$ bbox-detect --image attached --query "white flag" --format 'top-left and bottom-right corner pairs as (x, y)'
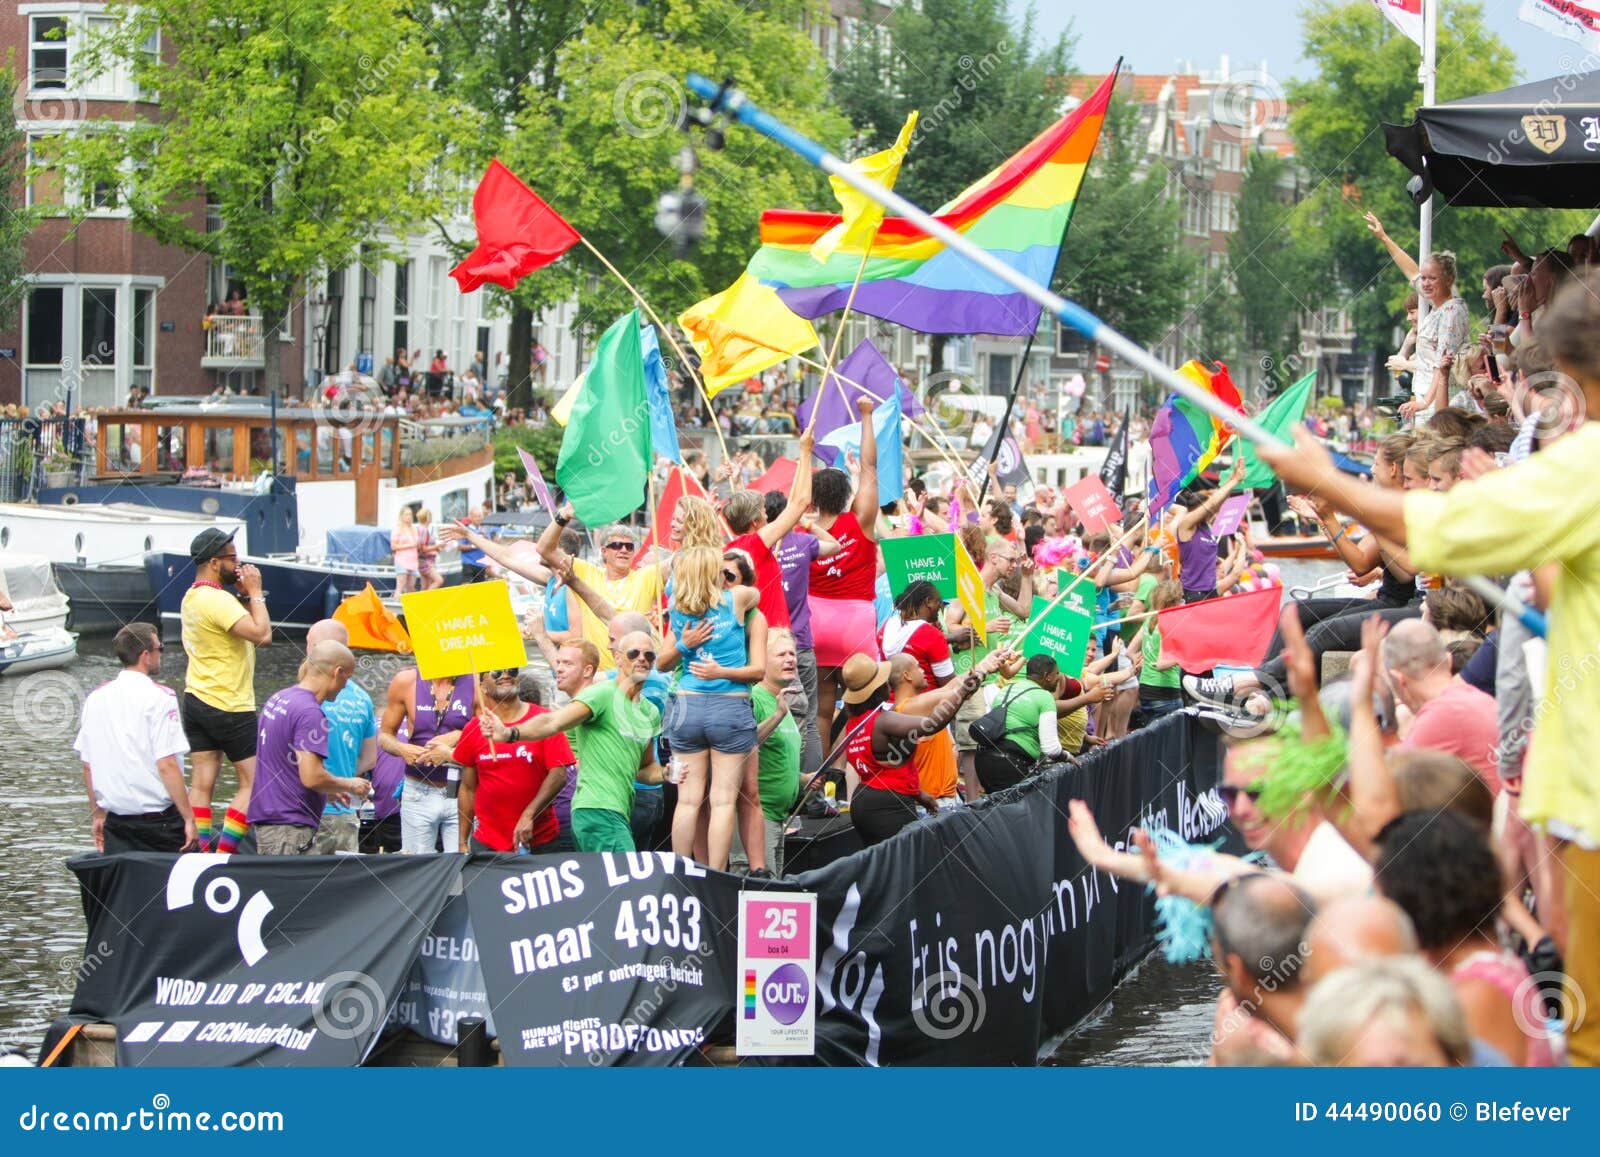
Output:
(1519, 0), (1600, 55)
(1372, 0), (1425, 47)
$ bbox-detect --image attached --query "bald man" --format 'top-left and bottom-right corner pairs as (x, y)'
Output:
(248, 639), (372, 855)
(1302, 896), (1419, 986)
(305, 620), (379, 854)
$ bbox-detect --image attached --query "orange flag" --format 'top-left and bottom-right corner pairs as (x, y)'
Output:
(335, 583), (412, 653)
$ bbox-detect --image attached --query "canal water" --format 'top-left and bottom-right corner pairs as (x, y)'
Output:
(0, 558), (1338, 1062)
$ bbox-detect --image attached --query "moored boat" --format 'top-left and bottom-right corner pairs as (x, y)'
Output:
(0, 627), (78, 676)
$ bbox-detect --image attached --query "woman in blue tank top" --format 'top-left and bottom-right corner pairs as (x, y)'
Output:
(661, 545), (765, 872)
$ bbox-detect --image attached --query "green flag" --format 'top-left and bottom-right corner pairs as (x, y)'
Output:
(1239, 371), (1315, 489)
(556, 309), (651, 525)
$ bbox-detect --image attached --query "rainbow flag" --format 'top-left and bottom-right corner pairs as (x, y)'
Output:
(1149, 360), (1243, 512)
(745, 71), (1116, 336)
(744, 970), (759, 1019)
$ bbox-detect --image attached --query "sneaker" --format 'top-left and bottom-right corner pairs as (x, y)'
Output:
(1182, 673), (1235, 705)
(746, 868), (775, 881)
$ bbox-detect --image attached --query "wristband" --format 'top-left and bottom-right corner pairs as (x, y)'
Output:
(508, 726), (520, 742)
(1326, 524), (1348, 545)
(554, 514), (571, 527)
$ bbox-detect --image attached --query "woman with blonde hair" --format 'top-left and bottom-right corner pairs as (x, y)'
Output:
(670, 493), (722, 550)
(415, 508), (444, 589)
(659, 544), (765, 871)
(392, 506), (420, 595)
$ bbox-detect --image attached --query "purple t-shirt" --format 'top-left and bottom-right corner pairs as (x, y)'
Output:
(248, 686), (332, 829)
(775, 530), (822, 650)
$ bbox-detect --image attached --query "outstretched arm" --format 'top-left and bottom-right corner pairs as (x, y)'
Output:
(761, 431), (817, 548)
(1365, 212), (1420, 282)
(851, 397), (880, 537)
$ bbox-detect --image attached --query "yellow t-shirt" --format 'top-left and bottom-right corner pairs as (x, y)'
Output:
(571, 559), (663, 671)
(180, 585), (256, 713)
(1405, 422), (1600, 842)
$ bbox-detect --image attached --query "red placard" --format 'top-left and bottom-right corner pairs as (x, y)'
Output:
(1063, 473), (1121, 535)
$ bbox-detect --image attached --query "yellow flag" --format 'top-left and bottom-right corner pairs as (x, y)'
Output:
(678, 273), (819, 396)
(954, 531), (987, 647)
(551, 371), (585, 426)
(810, 111), (919, 263)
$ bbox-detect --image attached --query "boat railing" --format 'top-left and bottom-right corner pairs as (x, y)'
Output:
(0, 416), (90, 502)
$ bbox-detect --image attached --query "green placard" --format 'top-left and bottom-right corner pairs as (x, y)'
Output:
(880, 534), (958, 600)
(1024, 595), (1094, 678)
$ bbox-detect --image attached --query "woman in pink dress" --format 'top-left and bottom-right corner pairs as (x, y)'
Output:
(392, 507), (420, 595)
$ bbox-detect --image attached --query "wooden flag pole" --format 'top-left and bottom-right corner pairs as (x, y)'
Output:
(791, 352), (967, 477)
(1013, 514), (1148, 647)
(804, 247), (873, 437)
(577, 236), (730, 462)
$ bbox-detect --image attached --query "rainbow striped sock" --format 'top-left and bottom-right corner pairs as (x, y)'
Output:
(192, 805), (213, 851)
(215, 808), (248, 854)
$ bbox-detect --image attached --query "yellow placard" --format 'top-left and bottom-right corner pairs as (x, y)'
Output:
(954, 533), (987, 647)
(399, 581), (528, 680)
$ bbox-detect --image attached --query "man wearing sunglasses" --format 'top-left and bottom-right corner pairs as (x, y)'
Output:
(481, 634), (664, 853)
(454, 667), (573, 854)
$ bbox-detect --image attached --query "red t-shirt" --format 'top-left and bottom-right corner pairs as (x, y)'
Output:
(728, 531), (791, 629)
(877, 617), (954, 690)
(1400, 680), (1502, 794)
(453, 704), (575, 851)
(809, 511), (875, 601)
(846, 705), (919, 796)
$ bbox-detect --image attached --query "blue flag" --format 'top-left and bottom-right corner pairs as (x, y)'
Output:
(818, 390), (903, 504)
(639, 323), (680, 464)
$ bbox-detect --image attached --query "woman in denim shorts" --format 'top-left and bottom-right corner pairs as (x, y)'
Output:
(660, 546), (766, 871)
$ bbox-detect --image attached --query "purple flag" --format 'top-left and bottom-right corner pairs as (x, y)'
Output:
(1209, 493), (1251, 538)
(798, 340), (924, 444)
(517, 446), (556, 514)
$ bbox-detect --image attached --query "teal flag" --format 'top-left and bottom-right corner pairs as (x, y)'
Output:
(1239, 371), (1315, 490)
(556, 309), (651, 525)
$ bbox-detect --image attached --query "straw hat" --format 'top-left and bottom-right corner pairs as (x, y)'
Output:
(841, 653), (891, 705)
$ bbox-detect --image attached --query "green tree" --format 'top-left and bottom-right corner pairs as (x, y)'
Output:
(481, 0), (844, 397)
(830, 0), (1074, 370)
(56, 0), (455, 396)
(1288, 0), (1590, 359)
(0, 68), (31, 335)
(1055, 95), (1198, 401)
(1229, 149), (1310, 377)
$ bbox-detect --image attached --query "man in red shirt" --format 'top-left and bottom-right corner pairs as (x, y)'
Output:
(454, 668), (574, 852)
(878, 580), (955, 689)
(1383, 619), (1502, 793)
(722, 431), (817, 632)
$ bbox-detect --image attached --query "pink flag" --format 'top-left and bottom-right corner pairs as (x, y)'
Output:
(517, 447), (556, 514)
(1062, 474), (1121, 535)
(1372, 0), (1424, 47)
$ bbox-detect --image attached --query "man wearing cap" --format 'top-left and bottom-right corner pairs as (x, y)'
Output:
(181, 527), (271, 852)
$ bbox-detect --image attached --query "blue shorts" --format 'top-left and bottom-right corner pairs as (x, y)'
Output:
(664, 692), (757, 755)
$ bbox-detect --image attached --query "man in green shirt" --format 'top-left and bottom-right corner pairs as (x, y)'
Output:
(749, 629), (803, 875)
(945, 532), (1031, 801)
(483, 635), (663, 853)
(974, 653), (1062, 795)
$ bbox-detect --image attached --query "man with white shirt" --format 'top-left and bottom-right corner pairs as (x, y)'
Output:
(75, 623), (197, 853)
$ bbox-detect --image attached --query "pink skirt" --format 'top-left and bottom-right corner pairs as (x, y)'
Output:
(807, 595), (881, 668)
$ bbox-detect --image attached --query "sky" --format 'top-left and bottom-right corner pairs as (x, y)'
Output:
(1030, 1), (1581, 86)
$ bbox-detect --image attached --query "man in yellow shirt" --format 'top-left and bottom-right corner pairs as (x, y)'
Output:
(1260, 274), (1600, 1066)
(180, 529), (272, 852)
(534, 510), (661, 670)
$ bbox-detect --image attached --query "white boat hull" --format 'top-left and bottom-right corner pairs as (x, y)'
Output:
(0, 628), (78, 676)
(0, 503), (248, 567)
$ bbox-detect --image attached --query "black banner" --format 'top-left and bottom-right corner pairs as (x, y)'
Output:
(973, 430), (1031, 490)
(1098, 407), (1130, 499)
(790, 712), (1227, 1065)
(463, 852), (743, 1067)
(391, 891), (496, 1045)
(68, 853), (461, 1066)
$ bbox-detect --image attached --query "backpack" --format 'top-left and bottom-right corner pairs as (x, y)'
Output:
(969, 683), (1050, 755)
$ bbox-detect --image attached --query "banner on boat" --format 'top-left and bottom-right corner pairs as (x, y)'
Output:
(391, 890), (496, 1045)
(66, 852), (461, 1066)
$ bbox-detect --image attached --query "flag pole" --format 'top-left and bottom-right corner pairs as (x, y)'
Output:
(1013, 515), (1147, 646)
(792, 352), (967, 476)
(577, 236), (731, 462)
(1417, 0), (1437, 324)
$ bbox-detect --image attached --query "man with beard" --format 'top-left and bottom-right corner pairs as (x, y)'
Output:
(482, 634), (664, 853)
(180, 527), (272, 852)
(454, 667), (574, 854)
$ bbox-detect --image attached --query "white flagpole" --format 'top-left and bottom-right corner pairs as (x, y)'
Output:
(1417, 0), (1437, 321)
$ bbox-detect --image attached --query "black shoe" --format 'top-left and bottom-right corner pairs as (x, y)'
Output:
(746, 868), (775, 880)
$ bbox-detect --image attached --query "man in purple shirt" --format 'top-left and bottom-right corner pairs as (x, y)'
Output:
(763, 491), (842, 774)
(248, 640), (372, 855)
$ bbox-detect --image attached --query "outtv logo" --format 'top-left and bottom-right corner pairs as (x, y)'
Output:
(761, 963), (810, 1025)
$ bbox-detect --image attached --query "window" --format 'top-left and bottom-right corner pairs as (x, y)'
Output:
(321, 267), (345, 377)
(132, 287), (154, 390)
(26, 135), (66, 210)
(987, 354), (1013, 394)
(29, 16), (69, 91)
(358, 248), (377, 359)
(81, 287), (116, 365)
(26, 288), (65, 367)
(82, 16), (128, 99)
(392, 259), (410, 357)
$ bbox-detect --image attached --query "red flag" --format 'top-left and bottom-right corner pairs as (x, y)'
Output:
(1156, 586), (1281, 671)
(633, 466), (713, 566)
(749, 457), (797, 497)
(450, 160), (581, 293)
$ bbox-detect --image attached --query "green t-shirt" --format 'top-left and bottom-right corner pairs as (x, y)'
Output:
(571, 680), (661, 818)
(951, 587), (1027, 682)
(750, 685), (801, 823)
(1141, 623), (1181, 690)
(996, 681), (1055, 760)
(1122, 574), (1160, 644)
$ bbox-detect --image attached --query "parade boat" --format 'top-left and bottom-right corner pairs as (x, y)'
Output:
(23, 402), (491, 634)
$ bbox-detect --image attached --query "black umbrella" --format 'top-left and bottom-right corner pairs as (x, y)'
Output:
(1384, 71), (1600, 208)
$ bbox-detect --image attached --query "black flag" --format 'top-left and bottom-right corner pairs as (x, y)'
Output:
(1097, 407), (1130, 498)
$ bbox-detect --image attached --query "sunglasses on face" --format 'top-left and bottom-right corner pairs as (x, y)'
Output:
(1217, 784), (1263, 807)
(605, 541), (636, 552)
(487, 669), (517, 680)
(625, 648), (657, 664)
(722, 569), (739, 583)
